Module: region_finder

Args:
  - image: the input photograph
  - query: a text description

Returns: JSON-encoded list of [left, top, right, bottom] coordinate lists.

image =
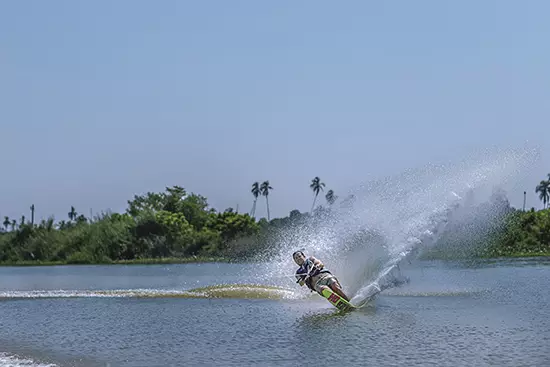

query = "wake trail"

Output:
[[0, 284, 298, 301]]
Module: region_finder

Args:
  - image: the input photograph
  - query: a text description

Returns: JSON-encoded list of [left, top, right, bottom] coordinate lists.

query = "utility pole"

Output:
[[523, 191, 526, 211], [30, 204, 35, 226]]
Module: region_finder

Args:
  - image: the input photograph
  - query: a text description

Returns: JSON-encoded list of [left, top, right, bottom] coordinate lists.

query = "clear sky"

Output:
[[1, 0, 549, 222]]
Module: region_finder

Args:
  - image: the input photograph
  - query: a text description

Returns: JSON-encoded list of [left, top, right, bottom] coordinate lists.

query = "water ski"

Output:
[[320, 287, 356, 312]]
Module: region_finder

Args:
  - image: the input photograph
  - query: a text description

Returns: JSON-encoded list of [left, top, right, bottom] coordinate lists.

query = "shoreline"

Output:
[[1, 253, 549, 267], [0, 256, 232, 267]]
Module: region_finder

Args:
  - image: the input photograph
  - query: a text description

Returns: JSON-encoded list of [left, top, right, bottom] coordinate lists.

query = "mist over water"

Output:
[[258, 146, 540, 306]]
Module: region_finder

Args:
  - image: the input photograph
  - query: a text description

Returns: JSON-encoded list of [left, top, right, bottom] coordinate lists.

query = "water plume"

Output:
[[257, 146, 539, 306]]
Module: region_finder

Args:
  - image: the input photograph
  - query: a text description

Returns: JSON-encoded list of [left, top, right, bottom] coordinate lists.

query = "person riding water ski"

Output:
[[292, 250, 350, 301]]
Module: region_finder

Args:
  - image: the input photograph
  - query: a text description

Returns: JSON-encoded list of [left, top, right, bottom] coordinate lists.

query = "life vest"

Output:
[[295, 258, 331, 291]]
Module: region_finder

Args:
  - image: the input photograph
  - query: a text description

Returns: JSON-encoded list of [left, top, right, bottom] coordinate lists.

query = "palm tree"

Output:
[[20, 215, 26, 227], [325, 189, 337, 205], [536, 179, 550, 209], [310, 176, 325, 212], [30, 204, 35, 226], [260, 181, 273, 221], [3, 216, 9, 231], [68, 206, 77, 222], [250, 182, 260, 217], [10, 219, 16, 231]]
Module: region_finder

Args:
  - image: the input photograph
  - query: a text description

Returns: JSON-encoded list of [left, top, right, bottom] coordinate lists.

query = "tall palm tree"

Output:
[[10, 219, 16, 231], [310, 176, 325, 212], [250, 182, 260, 217], [536, 179, 550, 209], [325, 189, 337, 205], [30, 204, 35, 226], [20, 215, 26, 227], [3, 216, 9, 231], [68, 206, 77, 222], [260, 181, 273, 221]]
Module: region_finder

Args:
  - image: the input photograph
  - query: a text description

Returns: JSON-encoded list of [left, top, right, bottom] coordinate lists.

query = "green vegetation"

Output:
[[482, 208, 550, 257], [420, 173, 550, 260], [1, 173, 550, 266], [0, 185, 262, 265], [0, 178, 340, 266], [486, 172, 550, 257], [420, 204, 550, 260]]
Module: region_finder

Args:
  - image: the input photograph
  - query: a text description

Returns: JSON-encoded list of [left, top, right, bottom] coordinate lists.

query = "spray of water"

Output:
[[255, 146, 540, 306]]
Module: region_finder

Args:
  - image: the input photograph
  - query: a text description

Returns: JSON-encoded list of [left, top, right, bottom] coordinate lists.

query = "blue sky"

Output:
[[1, 1, 549, 222]]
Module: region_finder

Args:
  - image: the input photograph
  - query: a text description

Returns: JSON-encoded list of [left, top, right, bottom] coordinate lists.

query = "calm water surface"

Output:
[[1, 259, 549, 366]]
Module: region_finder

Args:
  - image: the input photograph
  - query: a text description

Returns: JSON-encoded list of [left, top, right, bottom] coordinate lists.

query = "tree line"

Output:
[[417, 172, 550, 259], [0, 177, 342, 265], [248, 176, 336, 220], [0, 173, 549, 265]]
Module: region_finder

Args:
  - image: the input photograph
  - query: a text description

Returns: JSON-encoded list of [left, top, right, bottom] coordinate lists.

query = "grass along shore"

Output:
[[2, 250, 550, 267], [0, 256, 231, 266]]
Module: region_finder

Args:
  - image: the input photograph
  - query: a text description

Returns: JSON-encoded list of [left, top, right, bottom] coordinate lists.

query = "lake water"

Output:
[[1, 258, 549, 367]]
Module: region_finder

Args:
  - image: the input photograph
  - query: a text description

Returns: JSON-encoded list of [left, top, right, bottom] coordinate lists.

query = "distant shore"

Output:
[[489, 252, 550, 258], [1, 252, 550, 267], [1, 183, 548, 267], [0, 256, 231, 267]]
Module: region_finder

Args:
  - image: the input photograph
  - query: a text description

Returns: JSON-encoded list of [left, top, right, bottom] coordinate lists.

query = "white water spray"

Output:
[[258, 146, 540, 306]]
